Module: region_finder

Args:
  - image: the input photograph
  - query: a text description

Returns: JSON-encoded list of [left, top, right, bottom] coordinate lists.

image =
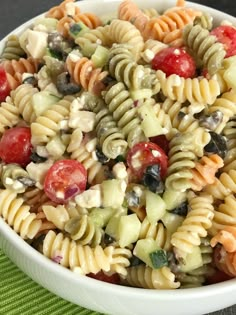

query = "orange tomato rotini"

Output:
[[66, 56, 108, 95]]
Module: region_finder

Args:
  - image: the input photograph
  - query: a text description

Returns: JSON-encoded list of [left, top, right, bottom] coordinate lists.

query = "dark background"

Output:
[[0, 1, 236, 315], [1, 0, 236, 39]]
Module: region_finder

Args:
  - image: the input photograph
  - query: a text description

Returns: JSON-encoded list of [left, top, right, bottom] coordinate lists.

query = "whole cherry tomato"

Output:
[[44, 159, 87, 204], [126, 142, 168, 179], [0, 127, 32, 167], [151, 47, 196, 78], [0, 66, 11, 102]]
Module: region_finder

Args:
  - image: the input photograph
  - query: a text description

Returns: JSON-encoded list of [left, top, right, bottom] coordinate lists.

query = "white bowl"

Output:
[[1, 1, 236, 315]]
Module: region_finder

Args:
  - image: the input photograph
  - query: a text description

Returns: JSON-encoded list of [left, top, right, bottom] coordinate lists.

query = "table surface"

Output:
[[0, 1, 236, 315]]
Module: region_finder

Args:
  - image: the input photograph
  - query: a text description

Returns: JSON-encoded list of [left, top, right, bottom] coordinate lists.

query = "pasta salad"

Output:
[[0, 0, 236, 289]]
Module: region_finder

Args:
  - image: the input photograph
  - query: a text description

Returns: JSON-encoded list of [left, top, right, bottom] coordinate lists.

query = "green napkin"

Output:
[[0, 248, 103, 315]]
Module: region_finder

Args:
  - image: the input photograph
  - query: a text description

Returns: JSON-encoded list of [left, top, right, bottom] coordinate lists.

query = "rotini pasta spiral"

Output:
[[30, 97, 72, 146], [83, 92, 128, 159], [67, 134, 104, 184], [118, 0, 149, 32], [222, 117, 236, 172], [165, 131, 210, 192], [156, 70, 221, 105], [1, 35, 26, 60], [208, 195, 236, 236], [103, 82, 147, 147], [66, 55, 108, 96], [190, 154, 224, 191], [142, 7, 200, 42], [23, 187, 51, 214], [1, 57, 39, 88], [1, 163, 35, 193], [161, 98, 203, 136], [193, 12, 213, 30], [207, 90, 236, 133], [213, 246, 236, 277], [123, 265, 180, 289], [204, 170, 236, 200], [64, 215, 103, 246], [139, 217, 171, 251], [10, 83, 39, 123], [0, 97, 20, 133], [57, 13, 102, 38], [46, 0, 80, 20], [141, 8, 159, 19], [171, 192, 214, 259], [75, 25, 112, 54], [108, 19, 144, 61], [183, 24, 226, 75], [211, 226, 236, 277], [211, 226, 236, 253], [43, 230, 131, 275], [0, 189, 42, 239], [108, 44, 160, 94]]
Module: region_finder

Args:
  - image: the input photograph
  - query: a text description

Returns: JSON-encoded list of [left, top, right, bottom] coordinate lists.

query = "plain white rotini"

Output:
[[10, 83, 39, 123], [0, 189, 42, 239], [43, 230, 131, 275], [171, 192, 214, 259], [0, 97, 20, 133], [156, 70, 221, 105], [31, 97, 73, 146]]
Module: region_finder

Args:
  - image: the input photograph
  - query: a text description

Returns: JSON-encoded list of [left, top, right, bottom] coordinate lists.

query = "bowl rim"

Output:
[[0, 0, 236, 301]]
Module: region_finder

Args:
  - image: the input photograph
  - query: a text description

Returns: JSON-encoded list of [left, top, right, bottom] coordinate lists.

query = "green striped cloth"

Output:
[[0, 248, 103, 315]]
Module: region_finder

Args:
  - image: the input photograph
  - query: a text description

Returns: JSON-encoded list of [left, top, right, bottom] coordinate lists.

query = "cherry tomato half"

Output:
[[211, 25, 236, 58], [149, 135, 169, 155], [0, 127, 32, 167], [127, 142, 168, 179], [44, 159, 87, 204], [0, 66, 11, 102], [87, 271, 120, 284]]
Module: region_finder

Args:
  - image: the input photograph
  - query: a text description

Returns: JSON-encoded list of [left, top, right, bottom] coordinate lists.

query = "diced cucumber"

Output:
[[179, 246, 203, 273], [91, 46, 109, 68], [130, 89, 153, 101], [118, 214, 141, 248], [46, 135, 66, 158], [145, 190, 166, 224], [161, 212, 184, 234], [134, 238, 165, 268], [32, 91, 60, 117], [101, 179, 126, 208], [138, 102, 165, 137], [89, 207, 115, 228], [69, 22, 89, 39], [105, 215, 122, 240], [80, 40, 97, 57], [162, 189, 187, 211], [149, 249, 168, 269]]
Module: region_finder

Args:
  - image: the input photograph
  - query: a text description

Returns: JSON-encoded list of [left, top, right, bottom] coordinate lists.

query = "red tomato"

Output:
[[126, 142, 168, 179], [87, 271, 120, 284], [0, 66, 11, 102], [44, 159, 87, 204], [149, 135, 169, 155], [0, 127, 32, 167], [151, 47, 196, 78], [211, 25, 236, 57]]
